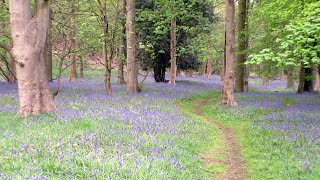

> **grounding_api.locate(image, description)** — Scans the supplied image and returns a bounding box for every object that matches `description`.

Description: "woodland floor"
[188,97,246,180]
[0,74,319,179]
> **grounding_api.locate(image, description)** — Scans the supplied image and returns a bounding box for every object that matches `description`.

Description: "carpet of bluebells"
[0,76,220,179]
[0,75,319,178]
[207,79,320,178]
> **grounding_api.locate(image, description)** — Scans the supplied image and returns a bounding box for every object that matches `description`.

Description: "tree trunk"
[222,0,237,106]
[117,0,126,84]
[68,4,77,82]
[298,62,313,93]
[79,57,84,78]
[8,53,16,84]
[287,67,294,88]
[244,67,249,92]
[207,57,212,78]
[312,64,320,92]
[126,0,139,93]
[170,19,177,84]
[9,0,56,116]
[201,61,207,76]
[100,2,112,95]
[235,0,248,93]
[46,8,53,82]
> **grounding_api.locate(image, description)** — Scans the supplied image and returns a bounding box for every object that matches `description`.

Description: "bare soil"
[190,98,246,180]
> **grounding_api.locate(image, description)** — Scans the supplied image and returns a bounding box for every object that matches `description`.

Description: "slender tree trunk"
[287,67,294,88]
[244,67,249,92]
[312,64,320,92]
[8,53,15,84]
[201,61,207,76]
[126,0,139,93]
[222,0,237,106]
[235,0,248,93]
[207,57,212,78]
[46,8,53,82]
[170,19,177,84]
[100,2,112,95]
[117,0,126,84]
[68,4,77,82]
[9,0,56,116]
[79,57,84,78]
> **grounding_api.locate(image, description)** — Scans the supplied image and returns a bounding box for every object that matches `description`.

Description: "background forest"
[0,0,319,179]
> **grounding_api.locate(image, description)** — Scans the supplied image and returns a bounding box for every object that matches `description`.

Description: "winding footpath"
[190,98,246,180]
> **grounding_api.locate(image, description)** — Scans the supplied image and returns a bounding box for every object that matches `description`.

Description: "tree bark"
[298,62,313,93]
[235,0,248,93]
[286,67,294,88]
[201,60,207,76]
[46,8,53,82]
[68,4,77,82]
[9,0,56,116]
[170,18,177,84]
[100,2,112,95]
[117,0,126,84]
[207,57,212,78]
[312,64,320,92]
[126,0,139,93]
[79,57,84,78]
[222,0,237,106]
[8,53,16,84]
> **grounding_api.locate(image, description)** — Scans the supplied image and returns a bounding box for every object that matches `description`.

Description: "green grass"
[177,91,227,178]
[0,96,219,178]
[200,91,319,179]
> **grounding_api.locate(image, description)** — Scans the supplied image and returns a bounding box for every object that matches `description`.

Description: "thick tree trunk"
[68,4,77,82]
[46,8,53,82]
[170,19,177,84]
[287,67,294,88]
[298,62,313,93]
[154,65,166,82]
[235,0,248,93]
[222,0,237,106]
[126,0,139,93]
[9,0,56,116]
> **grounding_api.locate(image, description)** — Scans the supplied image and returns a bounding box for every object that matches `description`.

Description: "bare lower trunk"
[262,77,269,86]
[118,0,126,84]
[244,67,249,92]
[312,64,320,92]
[9,0,56,116]
[8,56,16,83]
[80,57,84,78]
[287,67,294,88]
[207,58,212,78]
[46,8,53,82]
[222,0,237,106]
[103,39,112,95]
[126,0,139,93]
[235,0,248,93]
[68,4,77,82]
[201,61,207,76]
[117,31,125,84]
[170,19,177,84]
[298,62,313,93]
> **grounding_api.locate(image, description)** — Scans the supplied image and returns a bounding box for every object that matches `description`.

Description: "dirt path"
[190,98,246,180]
